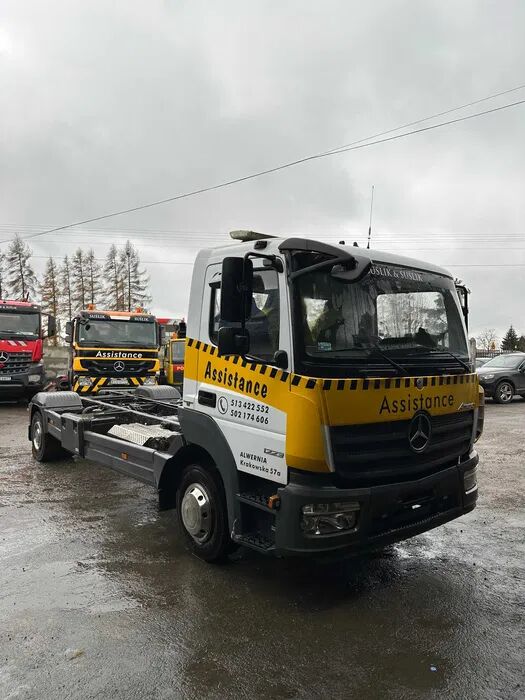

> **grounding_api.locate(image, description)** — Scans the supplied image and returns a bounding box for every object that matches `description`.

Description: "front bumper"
[0,365,45,396]
[274,452,478,556]
[477,379,496,396]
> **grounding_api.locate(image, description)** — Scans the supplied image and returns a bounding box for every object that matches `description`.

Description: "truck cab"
[66,307,161,393]
[0,300,55,400]
[179,232,482,556]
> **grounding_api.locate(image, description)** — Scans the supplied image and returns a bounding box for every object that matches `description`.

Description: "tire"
[31,411,69,462]
[493,380,515,404]
[176,463,234,562]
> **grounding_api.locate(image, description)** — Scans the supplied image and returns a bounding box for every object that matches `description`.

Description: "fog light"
[77,376,92,387]
[28,374,41,383]
[301,501,360,535]
[463,467,478,494]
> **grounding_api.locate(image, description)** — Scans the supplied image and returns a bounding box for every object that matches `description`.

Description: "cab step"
[237,491,279,515]
[233,531,275,552]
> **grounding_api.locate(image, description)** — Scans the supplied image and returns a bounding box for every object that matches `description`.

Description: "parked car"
[477,353,525,403]
[475,357,489,369]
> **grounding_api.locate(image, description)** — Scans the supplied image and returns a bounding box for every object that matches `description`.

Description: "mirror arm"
[244,251,283,273]
[289,253,356,280]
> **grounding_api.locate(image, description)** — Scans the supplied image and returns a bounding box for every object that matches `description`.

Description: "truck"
[158,319,186,389]
[0,299,56,400]
[28,232,483,562]
[65,307,162,393]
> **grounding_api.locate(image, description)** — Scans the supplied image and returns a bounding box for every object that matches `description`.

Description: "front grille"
[330,411,474,485]
[0,352,32,375]
[79,359,156,376]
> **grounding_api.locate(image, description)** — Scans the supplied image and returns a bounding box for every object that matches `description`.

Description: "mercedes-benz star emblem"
[113,360,125,372]
[408,413,432,453]
[0,352,8,363]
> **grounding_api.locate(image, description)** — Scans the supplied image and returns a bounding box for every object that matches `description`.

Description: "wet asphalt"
[0,400,523,700]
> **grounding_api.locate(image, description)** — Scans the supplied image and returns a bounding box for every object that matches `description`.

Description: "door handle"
[198,390,216,408]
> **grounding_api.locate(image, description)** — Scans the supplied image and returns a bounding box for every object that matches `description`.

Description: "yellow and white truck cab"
[29,232,483,562]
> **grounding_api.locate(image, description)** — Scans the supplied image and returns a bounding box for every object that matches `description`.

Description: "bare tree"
[60,255,74,320]
[71,248,88,310]
[476,328,498,353]
[119,241,151,311]
[85,249,103,306]
[103,244,125,310]
[0,251,7,299]
[4,235,38,301]
[40,257,61,346]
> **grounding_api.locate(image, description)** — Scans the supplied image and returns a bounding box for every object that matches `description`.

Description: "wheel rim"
[181,482,212,543]
[498,383,513,402]
[33,419,42,450]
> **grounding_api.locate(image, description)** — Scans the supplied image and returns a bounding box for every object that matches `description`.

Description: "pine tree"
[40,257,61,346]
[5,235,38,301]
[104,244,125,310]
[85,249,103,306]
[71,248,88,310]
[0,251,7,299]
[501,325,519,351]
[60,255,74,320]
[119,241,151,311]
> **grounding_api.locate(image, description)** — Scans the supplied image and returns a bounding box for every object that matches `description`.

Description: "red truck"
[0,300,56,400]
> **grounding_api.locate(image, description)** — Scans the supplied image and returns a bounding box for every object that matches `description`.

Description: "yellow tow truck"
[65,306,162,393]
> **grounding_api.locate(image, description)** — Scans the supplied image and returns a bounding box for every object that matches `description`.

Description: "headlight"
[301,501,360,535]
[77,376,92,387]
[479,374,494,381]
[143,376,157,385]
[28,374,42,383]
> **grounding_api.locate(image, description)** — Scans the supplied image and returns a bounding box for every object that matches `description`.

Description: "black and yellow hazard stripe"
[72,375,150,393]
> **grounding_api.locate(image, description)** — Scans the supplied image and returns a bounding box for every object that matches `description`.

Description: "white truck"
[28,231,483,562]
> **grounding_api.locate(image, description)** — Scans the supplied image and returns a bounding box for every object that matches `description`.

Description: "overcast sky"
[1,0,524,341]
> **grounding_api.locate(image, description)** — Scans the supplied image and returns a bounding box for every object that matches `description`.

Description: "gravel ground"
[0,400,523,699]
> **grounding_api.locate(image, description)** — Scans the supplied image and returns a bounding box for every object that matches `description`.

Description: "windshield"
[171,340,185,361]
[294,262,468,367]
[77,319,158,347]
[0,312,40,339]
[482,355,524,369]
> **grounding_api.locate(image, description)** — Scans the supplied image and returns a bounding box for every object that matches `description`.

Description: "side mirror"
[220,257,253,323]
[158,325,166,346]
[455,284,469,330]
[177,320,186,339]
[64,321,73,344]
[273,350,289,369]
[218,326,250,357]
[47,314,57,338]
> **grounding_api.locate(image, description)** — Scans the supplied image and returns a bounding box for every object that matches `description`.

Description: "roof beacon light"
[87,303,96,310]
[229,230,276,242]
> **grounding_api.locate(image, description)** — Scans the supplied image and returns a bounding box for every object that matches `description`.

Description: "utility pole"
[367,185,375,250]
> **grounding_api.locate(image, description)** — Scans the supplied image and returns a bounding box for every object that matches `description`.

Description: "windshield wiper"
[365,345,408,375]
[317,345,408,375]
[404,345,471,371]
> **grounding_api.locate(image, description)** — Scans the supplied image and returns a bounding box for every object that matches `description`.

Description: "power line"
[2,94,524,246]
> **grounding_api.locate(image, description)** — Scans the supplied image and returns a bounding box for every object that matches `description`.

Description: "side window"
[247,269,280,360]
[209,284,221,344]
[208,269,280,361]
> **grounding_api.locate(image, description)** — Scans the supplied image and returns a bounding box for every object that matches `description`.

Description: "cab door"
[193,261,291,485]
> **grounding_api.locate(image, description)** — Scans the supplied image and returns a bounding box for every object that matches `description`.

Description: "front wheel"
[493,380,515,404]
[176,463,234,562]
[31,411,69,462]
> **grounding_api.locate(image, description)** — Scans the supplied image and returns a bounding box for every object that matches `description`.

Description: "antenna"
[367,185,375,249]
